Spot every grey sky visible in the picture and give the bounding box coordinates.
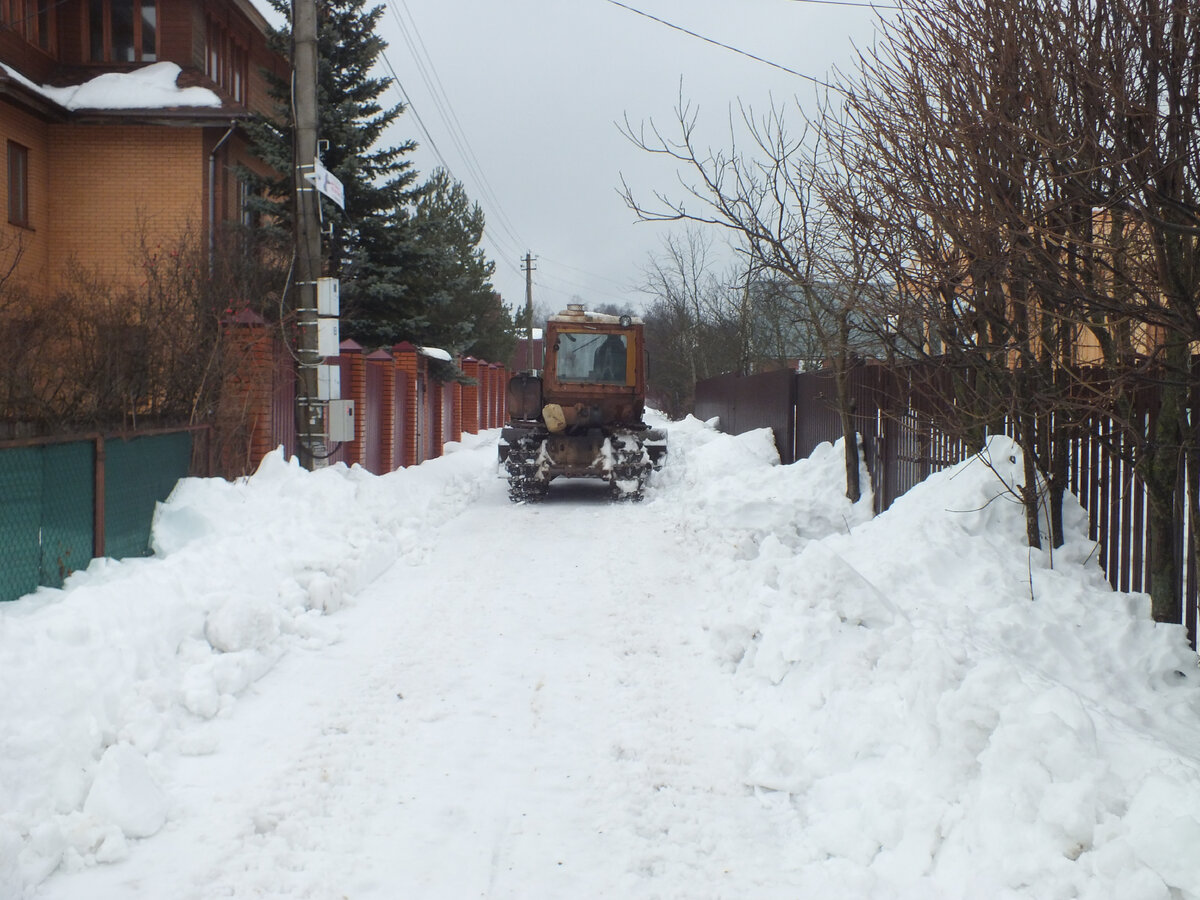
[349,1,889,315]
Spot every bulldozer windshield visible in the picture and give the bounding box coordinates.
[554,332,628,384]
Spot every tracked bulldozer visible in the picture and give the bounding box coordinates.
[499,304,666,501]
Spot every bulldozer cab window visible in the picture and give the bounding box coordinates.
[555,332,628,384]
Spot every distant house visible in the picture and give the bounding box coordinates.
[0,0,286,293]
[748,278,891,373]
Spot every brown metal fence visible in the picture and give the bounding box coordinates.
[695,364,1197,647]
[693,367,797,462]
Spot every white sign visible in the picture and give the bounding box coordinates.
[305,159,345,209]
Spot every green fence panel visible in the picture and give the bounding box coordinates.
[39,442,95,588]
[104,432,192,560]
[0,446,42,602]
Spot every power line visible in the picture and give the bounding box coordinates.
[386,0,530,253]
[398,0,527,250]
[376,44,528,277]
[601,0,845,91]
[783,0,900,8]
[539,254,637,291]
[375,50,452,172]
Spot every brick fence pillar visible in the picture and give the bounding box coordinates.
[461,357,481,434]
[451,380,464,444]
[432,378,446,458]
[496,364,508,425]
[392,342,420,467]
[487,364,502,428]
[367,349,394,473]
[478,360,492,430]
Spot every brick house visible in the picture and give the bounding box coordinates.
[0,0,286,293]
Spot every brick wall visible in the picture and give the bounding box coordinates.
[47,125,204,288]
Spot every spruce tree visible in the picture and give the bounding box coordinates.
[404,169,514,360]
[243,0,512,361]
[243,0,421,338]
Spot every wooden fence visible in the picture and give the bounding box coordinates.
[696,363,1198,648]
[221,314,509,477]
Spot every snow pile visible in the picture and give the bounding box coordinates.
[3,415,1200,899]
[662,427,1200,898]
[654,415,875,563]
[0,436,495,896]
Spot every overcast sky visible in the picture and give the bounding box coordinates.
[342,0,892,315]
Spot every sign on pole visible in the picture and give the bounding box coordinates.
[305,159,345,209]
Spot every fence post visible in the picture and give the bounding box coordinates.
[461,358,481,435]
[451,378,464,444]
[496,364,508,425]
[93,436,106,558]
[478,362,492,430]
[432,378,446,459]
[392,342,420,467]
[366,349,392,473]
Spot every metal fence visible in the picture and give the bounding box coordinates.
[695,364,1197,647]
[0,427,206,602]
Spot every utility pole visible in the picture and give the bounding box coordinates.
[292,0,323,469]
[522,251,536,370]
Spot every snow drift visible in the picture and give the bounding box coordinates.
[2,417,1199,899]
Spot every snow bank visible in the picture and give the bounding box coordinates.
[0,437,498,896]
[661,427,1200,899]
[5,412,1200,899]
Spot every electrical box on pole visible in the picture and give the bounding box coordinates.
[317,277,340,316]
[328,399,356,442]
[316,318,340,357]
[317,364,340,401]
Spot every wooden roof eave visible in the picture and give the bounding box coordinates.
[0,70,69,122]
[64,106,254,128]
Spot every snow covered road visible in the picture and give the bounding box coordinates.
[9,416,1200,899]
[32,441,804,898]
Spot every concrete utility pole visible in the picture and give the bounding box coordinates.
[522,251,536,370]
[293,0,324,469]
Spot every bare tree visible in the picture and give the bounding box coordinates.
[639,227,754,417]
[622,103,887,501]
[841,0,1199,619]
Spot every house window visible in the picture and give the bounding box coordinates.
[206,17,247,104]
[88,0,157,63]
[0,0,54,50]
[238,179,257,229]
[7,142,29,228]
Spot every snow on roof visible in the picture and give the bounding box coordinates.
[1,61,221,112]
[548,305,642,326]
[418,346,453,362]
